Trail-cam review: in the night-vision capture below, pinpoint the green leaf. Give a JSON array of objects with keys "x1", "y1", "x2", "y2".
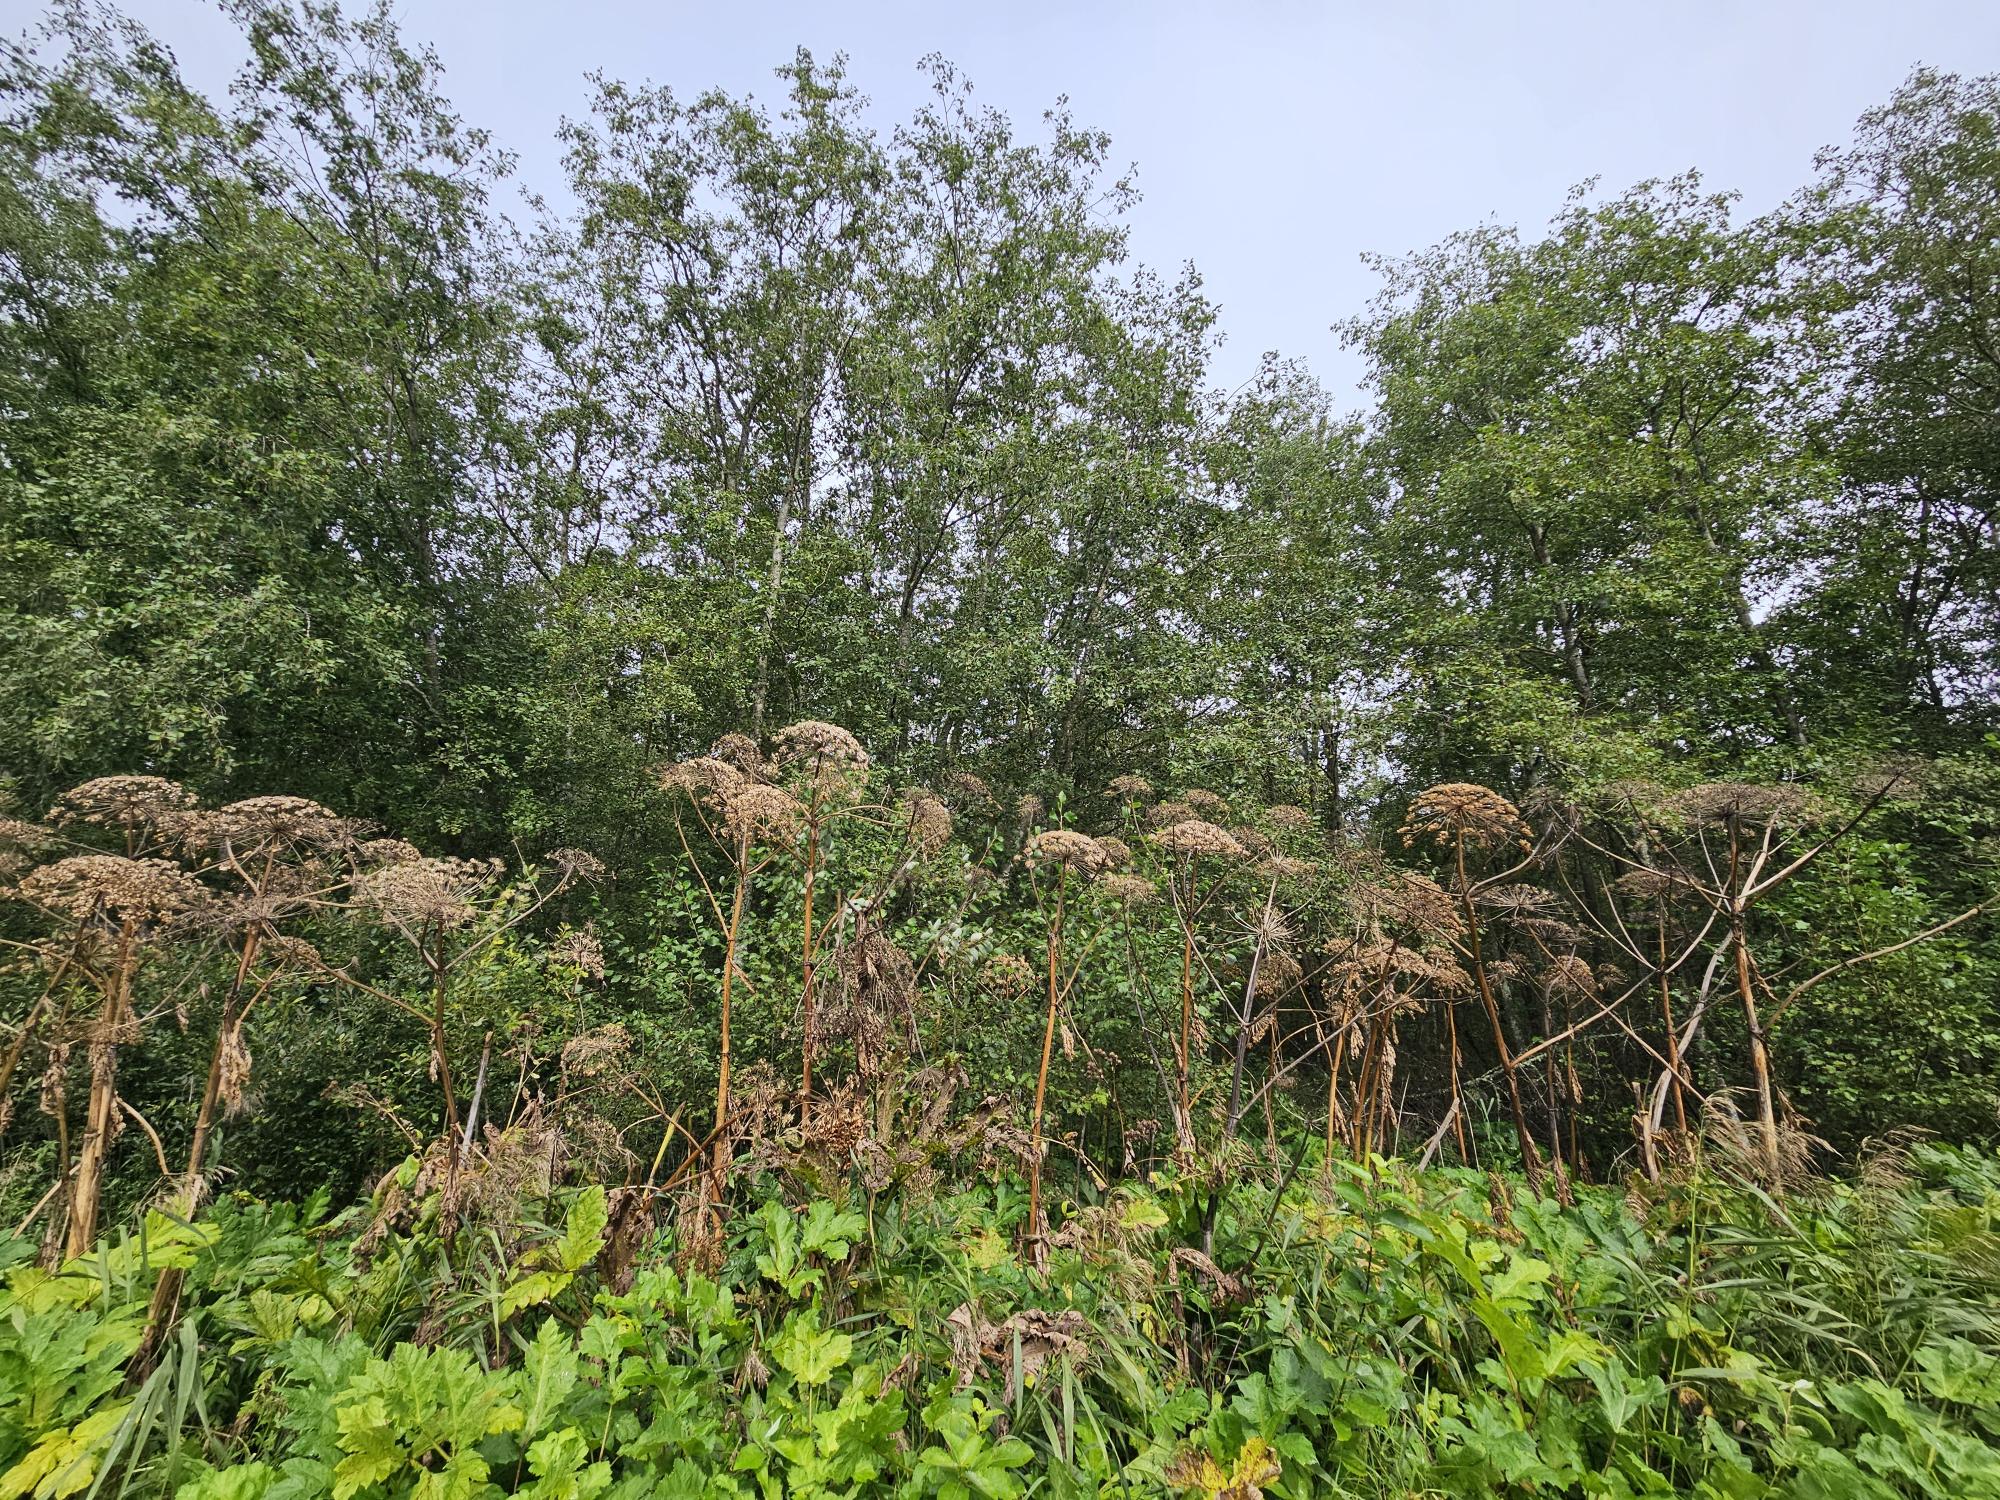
[
  {"x1": 522, "y1": 1429, "x2": 611, "y2": 1500},
  {"x1": 521, "y1": 1318, "x2": 581, "y2": 1438},
  {"x1": 769, "y1": 1314, "x2": 853, "y2": 1387},
  {"x1": 555, "y1": 1188, "x2": 610, "y2": 1274}
]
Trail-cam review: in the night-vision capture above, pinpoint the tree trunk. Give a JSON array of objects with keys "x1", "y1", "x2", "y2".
[{"x1": 750, "y1": 488, "x2": 794, "y2": 738}]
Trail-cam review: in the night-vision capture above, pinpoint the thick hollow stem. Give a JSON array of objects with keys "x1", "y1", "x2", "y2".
[
  {"x1": 65, "y1": 923, "x2": 137, "y2": 1261},
  {"x1": 799, "y1": 816, "x2": 821, "y2": 1100},
  {"x1": 1657, "y1": 905, "x2": 1689, "y2": 1135},
  {"x1": 1734, "y1": 911, "x2": 1782, "y2": 1188},
  {"x1": 710, "y1": 843, "x2": 750, "y2": 1213},
  {"x1": 1457, "y1": 837, "x2": 1545, "y2": 1192},
  {"x1": 1026, "y1": 871, "x2": 1066, "y2": 1256}
]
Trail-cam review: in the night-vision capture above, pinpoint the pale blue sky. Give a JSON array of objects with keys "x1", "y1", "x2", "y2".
[{"x1": 15, "y1": 1, "x2": 1999, "y2": 401}]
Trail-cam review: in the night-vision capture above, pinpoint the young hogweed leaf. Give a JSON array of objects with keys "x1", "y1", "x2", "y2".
[
  {"x1": 1163, "y1": 1435, "x2": 1283, "y2": 1500},
  {"x1": 329, "y1": 1345, "x2": 524, "y2": 1500},
  {"x1": 169, "y1": 1463, "x2": 276, "y2": 1500},
  {"x1": 519, "y1": 1319, "x2": 581, "y2": 1440},
  {"x1": 799, "y1": 1201, "x2": 867, "y2": 1261},
  {"x1": 0, "y1": 1402, "x2": 133, "y2": 1500},
  {"x1": 915, "y1": 1400, "x2": 1035, "y2": 1500},
  {"x1": 753, "y1": 1201, "x2": 813, "y2": 1296},
  {"x1": 554, "y1": 1187, "x2": 610, "y2": 1274},
  {"x1": 520, "y1": 1429, "x2": 611, "y2": 1500},
  {"x1": 769, "y1": 1312, "x2": 853, "y2": 1387},
  {"x1": 1914, "y1": 1338, "x2": 2000, "y2": 1407},
  {"x1": 502, "y1": 1188, "x2": 611, "y2": 1317}
]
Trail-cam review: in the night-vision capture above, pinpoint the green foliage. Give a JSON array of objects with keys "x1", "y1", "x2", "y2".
[
  {"x1": 1, "y1": 7, "x2": 1999, "y2": 1495},
  {"x1": 2, "y1": 1148, "x2": 1999, "y2": 1499}
]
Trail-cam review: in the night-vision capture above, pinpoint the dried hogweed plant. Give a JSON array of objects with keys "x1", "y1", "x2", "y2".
[
  {"x1": 1149, "y1": 815, "x2": 1249, "y2": 1154},
  {"x1": 343, "y1": 838, "x2": 596, "y2": 1210},
  {"x1": 1563, "y1": 772, "x2": 1995, "y2": 1190},
  {"x1": 1020, "y1": 829, "x2": 1111, "y2": 1260},
  {"x1": 1319, "y1": 859, "x2": 1473, "y2": 1165},
  {"x1": 772, "y1": 722, "x2": 870, "y2": 1103},
  {"x1": 0, "y1": 777, "x2": 217, "y2": 1260},
  {"x1": 1400, "y1": 782, "x2": 1553, "y2": 1191},
  {"x1": 659, "y1": 745, "x2": 803, "y2": 1245}
]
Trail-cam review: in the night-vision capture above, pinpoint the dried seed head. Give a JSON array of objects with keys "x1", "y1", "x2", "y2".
[
  {"x1": 1248, "y1": 906, "x2": 1294, "y2": 951},
  {"x1": 207, "y1": 796, "x2": 352, "y2": 856},
  {"x1": 355, "y1": 856, "x2": 502, "y2": 928},
  {"x1": 49, "y1": 776, "x2": 198, "y2": 837},
  {"x1": 15, "y1": 854, "x2": 206, "y2": 926},
  {"x1": 260, "y1": 935, "x2": 322, "y2": 969},
  {"x1": 661, "y1": 754, "x2": 749, "y2": 802},
  {"x1": 941, "y1": 772, "x2": 995, "y2": 813},
  {"x1": 561, "y1": 1022, "x2": 633, "y2": 1078},
  {"x1": 1543, "y1": 954, "x2": 1599, "y2": 1000},
  {"x1": 0, "y1": 818, "x2": 52, "y2": 853},
  {"x1": 772, "y1": 720, "x2": 869, "y2": 777},
  {"x1": 1096, "y1": 872, "x2": 1158, "y2": 908},
  {"x1": 1345, "y1": 870, "x2": 1462, "y2": 938},
  {"x1": 1026, "y1": 830, "x2": 1110, "y2": 874},
  {"x1": 1151, "y1": 819, "x2": 1245, "y2": 861},
  {"x1": 1400, "y1": 783, "x2": 1532, "y2": 853},
  {"x1": 1614, "y1": 864, "x2": 1696, "y2": 903},
  {"x1": 1108, "y1": 774, "x2": 1155, "y2": 803},
  {"x1": 1015, "y1": 793, "x2": 1046, "y2": 828},
  {"x1": 1593, "y1": 779, "x2": 1669, "y2": 816},
  {"x1": 899, "y1": 789, "x2": 954, "y2": 857},
  {"x1": 1853, "y1": 757, "x2": 1928, "y2": 804},
  {"x1": 1265, "y1": 804, "x2": 1313, "y2": 834},
  {"x1": 1095, "y1": 835, "x2": 1134, "y2": 869},
  {"x1": 1325, "y1": 938, "x2": 1470, "y2": 998},
  {"x1": 358, "y1": 837, "x2": 423, "y2": 868},
  {"x1": 1230, "y1": 826, "x2": 1274, "y2": 859},
  {"x1": 546, "y1": 847, "x2": 607, "y2": 884},
  {"x1": 1477, "y1": 883, "x2": 1557, "y2": 918},
  {"x1": 709, "y1": 732, "x2": 768, "y2": 776},
  {"x1": 1664, "y1": 781, "x2": 1823, "y2": 827},
  {"x1": 1180, "y1": 789, "x2": 1229, "y2": 817},
  {"x1": 825, "y1": 926, "x2": 918, "y2": 1076},
  {"x1": 981, "y1": 952, "x2": 1035, "y2": 998},
  {"x1": 1254, "y1": 949, "x2": 1303, "y2": 999},
  {"x1": 661, "y1": 757, "x2": 801, "y2": 846},
  {"x1": 727, "y1": 783, "x2": 803, "y2": 845},
  {"x1": 1261, "y1": 855, "x2": 1316, "y2": 882},
  {"x1": 1146, "y1": 800, "x2": 1197, "y2": 829},
  {"x1": 548, "y1": 924, "x2": 606, "y2": 979}
]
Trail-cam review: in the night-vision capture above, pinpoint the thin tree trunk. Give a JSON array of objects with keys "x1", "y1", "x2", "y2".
[{"x1": 750, "y1": 488, "x2": 795, "y2": 738}]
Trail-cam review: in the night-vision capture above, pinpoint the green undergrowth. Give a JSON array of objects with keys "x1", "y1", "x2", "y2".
[{"x1": 6, "y1": 1144, "x2": 2000, "y2": 1500}]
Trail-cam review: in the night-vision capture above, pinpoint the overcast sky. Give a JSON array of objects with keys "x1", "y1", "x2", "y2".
[{"x1": 20, "y1": 1, "x2": 2000, "y2": 403}]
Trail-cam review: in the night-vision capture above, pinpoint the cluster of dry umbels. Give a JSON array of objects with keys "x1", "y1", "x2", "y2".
[
  {"x1": 5, "y1": 744, "x2": 1915, "y2": 1265},
  {"x1": 0, "y1": 774, "x2": 604, "y2": 1263},
  {"x1": 2, "y1": 777, "x2": 601, "y2": 942},
  {"x1": 1012, "y1": 779, "x2": 1328, "y2": 909},
  {"x1": 659, "y1": 721, "x2": 955, "y2": 861}
]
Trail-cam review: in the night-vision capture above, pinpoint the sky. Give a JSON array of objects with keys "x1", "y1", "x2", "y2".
[{"x1": 12, "y1": 0, "x2": 1999, "y2": 403}]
